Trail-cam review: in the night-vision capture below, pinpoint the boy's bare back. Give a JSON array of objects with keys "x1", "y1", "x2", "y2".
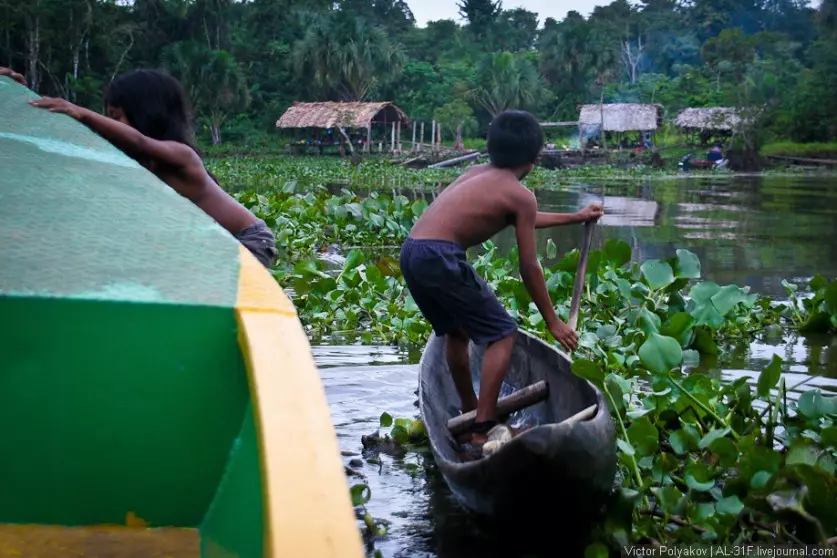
[{"x1": 409, "y1": 164, "x2": 535, "y2": 249}]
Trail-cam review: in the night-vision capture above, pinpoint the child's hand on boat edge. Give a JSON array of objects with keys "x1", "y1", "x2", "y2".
[{"x1": 549, "y1": 320, "x2": 578, "y2": 352}]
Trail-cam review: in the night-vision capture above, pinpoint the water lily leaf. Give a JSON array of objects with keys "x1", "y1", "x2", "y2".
[
  {"x1": 691, "y1": 302, "x2": 725, "y2": 329},
  {"x1": 689, "y1": 282, "x2": 721, "y2": 305},
  {"x1": 798, "y1": 390, "x2": 824, "y2": 419},
  {"x1": 675, "y1": 249, "x2": 701, "y2": 279},
  {"x1": 750, "y1": 471, "x2": 772, "y2": 489},
  {"x1": 652, "y1": 485, "x2": 685, "y2": 516},
  {"x1": 786, "y1": 444, "x2": 820, "y2": 467},
  {"x1": 546, "y1": 238, "x2": 558, "y2": 260},
  {"x1": 627, "y1": 416, "x2": 659, "y2": 457},
  {"x1": 757, "y1": 354, "x2": 783, "y2": 398},
  {"x1": 708, "y1": 436, "x2": 739, "y2": 468},
  {"x1": 821, "y1": 426, "x2": 837, "y2": 449},
  {"x1": 669, "y1": 429, "x2": 694, "y2": 455},
  {"x1": 343, "y1": 249, "x2": 365, "y2": 272},
  {"x1": 596, "y1": 325, "x2": 618, "y2": 340},
  {"x1": 810, "y1": 273, "x2": 829, "y2": 292},
  {"x1": 637, "y1": 308, "x2": 662, "y2": 335},
  {"x1": 693, "y1": 326, "x2": 719, "y2": 356},
  {"x1": 604, "y1": 239, "x2": 632, "y2": 267},
  {"x1": 411, "y1": 199, "x2": 428, "y2": 217},
  {"x1": 379, "y1": 412, "x2": 393, "y2": 428},
  {"x1": 699, "y1": 428, "x2": 731, "y2": 449},
  {"x1": 638, "y1": 333, "x2": 683, "y2": 374},
  {"x1": 710, "y1": 284, "x2": 747, "y2": 316},
  {"x1": 641, "y1": 260, "x2": 675, "y2": 291},
  {"x1": 605, "y1": 373, "x2": 625, "y2": 411},
  {"x1": 351, "y1": 483, "x2": 371, "y2": 506},
  {"x1": 716, "y1": 495, "x2": 744, "y2": 516},
  {"x1": 571, "y1": 358, "x2": 605, "y2": 386},
  {"x1": 617, "y1": 439, "x2": 636, "y2": 456},
  {"x1": 391, "y1": 425, "x2": 409, "y2": 444},
  {"x1": 825, "y1": 281, "x2": 837, "y2": 314},
  {"x1": 661, "y1": 312, "x2": 695, "y2": 346},
  {"x1": 375, "y1": 256, "x2": 401, "y2": 277},
  {"x1": 685, "y1": 461, "x2": 716, "y2": 492}
]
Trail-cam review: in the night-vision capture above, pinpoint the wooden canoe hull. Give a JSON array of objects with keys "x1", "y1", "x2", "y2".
[{"x1": 418, "y1": 329, "x2": 618, "y2": 524}]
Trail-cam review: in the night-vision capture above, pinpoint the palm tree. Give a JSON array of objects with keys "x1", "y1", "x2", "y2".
[
  {"x1": 291, "y1": 11, "x2": 403, "y2": 101},
  {"x1": 467, "y1": 51, "x2": 549, "y2": 116}
]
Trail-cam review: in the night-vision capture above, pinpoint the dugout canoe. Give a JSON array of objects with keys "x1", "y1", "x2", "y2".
[
  {"x1": 0, "y1": 76, "x2": 364, "y2": 558},
  {"x1": 418, "y1": 329, "x2": 618, "y2": 528}
]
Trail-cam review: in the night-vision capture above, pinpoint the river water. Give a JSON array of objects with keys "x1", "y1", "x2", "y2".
[{"x1": 313, "y1": 175, "x2": 837, "y2": 558}]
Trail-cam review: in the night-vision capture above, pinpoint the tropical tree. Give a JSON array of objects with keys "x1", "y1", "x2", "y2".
[
  {"x1": 291, "y1": 10, "x2": 404, "y2": 101},
  {"x1": 161, "y1": 40, "x2": 250, "y2": 145},
  {"x1": 467, "y1": 51, "x2": 550, "y2": 117}
]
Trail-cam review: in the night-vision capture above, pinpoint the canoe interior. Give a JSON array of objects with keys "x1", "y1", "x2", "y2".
[
  {"x1": 421, "y1": 330, "x2": 604, "y2": 462},
  {"x1": 419, "y1": 330, "x2": 618, "y2": 526}
]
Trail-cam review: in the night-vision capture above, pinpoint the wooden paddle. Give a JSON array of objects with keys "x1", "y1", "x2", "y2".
[{"x1": 568, "y1": 217, "x2": 598, "y2": 331}]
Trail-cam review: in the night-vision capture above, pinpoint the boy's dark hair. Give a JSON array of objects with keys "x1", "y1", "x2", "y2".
[
  {"x1": 486, "y1": 110, "x2": 544, "y2": 169},
  {"x1": 104, "y1": 69, "x2": 198, "y2": 153}
]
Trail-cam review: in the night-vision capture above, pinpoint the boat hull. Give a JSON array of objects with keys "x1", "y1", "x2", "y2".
[{"x1": 419, "y1": 330, "x2": 618, "y2": 527}]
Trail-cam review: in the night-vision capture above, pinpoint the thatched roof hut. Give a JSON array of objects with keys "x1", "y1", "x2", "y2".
[
  {"x1": 276, "y1": 101, "x2": 409, "y2": 130},
  {"x1": 674, "y1": 107, "x2": 748, "y2": 132},
  {"x1": 577, "y1": 103, "x2": 663, "y2": 132}
]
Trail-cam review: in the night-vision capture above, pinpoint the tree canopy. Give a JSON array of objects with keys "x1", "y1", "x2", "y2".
[{"x1": 1, "y1": 0, "x2": 834, "y2": 144}]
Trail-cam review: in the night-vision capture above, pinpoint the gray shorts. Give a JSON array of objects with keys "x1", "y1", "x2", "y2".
[{"x1": 234, "y1": 219, "x2": 278, "y2": 269}]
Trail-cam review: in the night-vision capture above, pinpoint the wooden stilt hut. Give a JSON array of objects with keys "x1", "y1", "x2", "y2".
[
  {"x1": 275, "y1": 101, "x2": 410, "y2": 156},
  {"x1": 577, "y1": 103, "x2": 663, "y2": 150},
  {"x1": 674, "y1": 107, "x2": 749, "y2": 147}
]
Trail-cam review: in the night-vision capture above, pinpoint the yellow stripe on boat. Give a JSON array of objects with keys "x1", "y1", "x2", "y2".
[{"x1": 235, "y1": 245, "x2": 365, "y2": 557}]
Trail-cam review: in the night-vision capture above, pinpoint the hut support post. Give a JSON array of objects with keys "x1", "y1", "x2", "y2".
[
  {"x1": 366, "y1": 123, "x2": 372, "y2": 153},
  {"x1": 391, "y1": 123, "x2": 395, "y2": 153},
  {"x1": 397, "y1": 121, "x2": 402, "y2": 153},
  {"x1": 419, "y1": 122, "x2": 424, "y2": 152},
  {"x1": 412, "y1": 121, "x2": 416, "y2": 152},
  {"x1": 431, "y1": 121, "x2": 436, "y2": 149}
]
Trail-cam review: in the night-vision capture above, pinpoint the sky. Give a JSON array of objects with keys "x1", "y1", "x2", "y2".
[{"x1": 409, "y1": 0, "x2": 612, "y2": 27}]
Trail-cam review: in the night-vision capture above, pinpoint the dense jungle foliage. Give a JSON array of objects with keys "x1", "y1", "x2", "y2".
[{"x1": 2, "y1": 0, "x2": 836, "y2": 148}]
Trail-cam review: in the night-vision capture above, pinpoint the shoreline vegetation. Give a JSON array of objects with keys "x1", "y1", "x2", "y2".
[{"x1": 218, "y1": 168, "x2": 837, "y2": 555}]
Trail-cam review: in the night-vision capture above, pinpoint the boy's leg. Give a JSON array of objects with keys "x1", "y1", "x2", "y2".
[
  {"x1": 472, "y1": 331, "x2": 517, "y2": 444},
  {"x1": 446, "y1": 327, "x2": 478, "y2": 413}
]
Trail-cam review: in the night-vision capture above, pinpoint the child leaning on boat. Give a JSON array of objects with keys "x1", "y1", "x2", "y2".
[
  {"x1": 400, "y1": 109, "x2": 604, "y2": 446},
  {"x1": 0, "y1": 66, "x2": 277, "y2": 269}
]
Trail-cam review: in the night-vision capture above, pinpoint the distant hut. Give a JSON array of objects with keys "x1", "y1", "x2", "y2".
[
  {"x1": 276, "y1": 101, "x2": 410, "y2": 155},
  {"x1": 674, "y1": 107, "x2": 750, "y2": 146},
  {"x1": 576, "y1": 103, "x2": 663, "y2": 149}
]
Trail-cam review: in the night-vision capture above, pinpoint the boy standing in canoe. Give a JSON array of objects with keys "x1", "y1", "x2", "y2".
[{"x1": 400, "y1": 110, "x2": 603, "y2": 446}]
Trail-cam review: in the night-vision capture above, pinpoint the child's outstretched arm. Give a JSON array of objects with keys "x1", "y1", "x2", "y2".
[
  {"x1": 28, "y1": 96, "x2": 194, "y2": 169},
  {"x1": 535, "y1": 202, "x2": 604, "y2": 229},
  {"x1": 0, "y1": 67, "x2": 28, "y2": 86},
  {"x1": 514, "y1": 191, "x2": 579, "y2": 352}
]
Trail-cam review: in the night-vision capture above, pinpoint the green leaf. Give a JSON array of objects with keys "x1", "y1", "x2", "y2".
[
  {"x1": 617, "y1": 439, "x2": 636, "y2": 456},
  {"x1": 798, "y1": 390, "x2": 823, "y2": 418},
  {"x1": 693, "y1": 326, "x2": 719, "y2": 356},
  {"x1": 343, "y1": 249, "x2": 365, "y2": 272},
  {"x1": 710, "y1": 285, "x2": 747, "y2": 316},
  {"x1": 757, "y1": 354, "x2": 783, "y2": 397},
  {"x1": 584, "y1": 543, "x2": 610, "y2": 558},
  {"x1": 691, "y1": 302, "x2": 725, "y2": 329},
  {"x1": 391, "y1": 425, "x2": 409, "y2": 444},
  {"x1": 604, "y1": 239, "x2": 632, "y2": 267},
  {"x1": 379, "y1": 412, "x2": 393, "y2": 428},
  {"x1": 675, "y1": 249, "x2": 701, "y2": 279},
  {"x1": 810, "y1": 274, "x2": 829, "y2": 292},
  {"x1": 627, "y1": 416, "x2": 659, "y2": 457},
  {"x1": 641, "y1": 260, "x2": 675, "y2": 291},
  {"x1": 699, "y1": 428, "x2": 731, "y2": 449},
  {"x1": 571, "y1": 358, "x2": 605, "y2": 387},
  {"x1": 786, "y1": 444, "x2": 820, "y2": 467},
  {"x1": 411, "y1": 199, "x2": 428, "y2": 217},
  {"x1": 638, "y1": 333, "x2": 684, "y2": 374},
  {"x1": 716, "y1": 495, "x2": 744, "y2": 516},
  {"x1": 661, "y1": 312, "x2": 695, "y2": 346},
  {"x1": 685, "y1": 461, "x2": 716, "y2": 492},
  {"x1": 821, "y1": 426, "x2": 837, "y2": 448},
  {"x1": 682, "y1": 350, "x2": 701, "y2": 367},
  {"x1": 605, "y1": 373, "x2": 625, "y2": 411},
  {"x1": 546, "y1": 238, "x2": 557, "y2": 260},
  {"x1": 690, "y1": 282, "x2": 721, "y2": 304},
  {"x1": 825, "y1": 281, "x2": 837, "y2": 315},
  {"x1": 653, "y1": 486, "x2": 685, "y2": 516},
  {"x1": 350, "y1": 483, "x2": 371, "y2": 506},
  {"x1": 669, "y1": 429, "x2": 693, "y2": 455},
  {"x1": 639, "y1": 308, "x2": 662, "y2": 334},
  {"x1": 708, "y1": 437, "x2": 739, "y2": 468},
  {"x1": 750, "y1": 471, "x2": 772, "y2": 489}
]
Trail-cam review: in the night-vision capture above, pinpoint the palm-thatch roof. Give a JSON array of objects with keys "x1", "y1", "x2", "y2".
[
  {"x1": 577, "y1": 103, "x2": 663, "y2": 132},
  {"x1": 674, "y1": 107, "x2": 749, "y2": 131},
  {"x1": 275, "y1": 101, "x2": 409, "y2": 130}
]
